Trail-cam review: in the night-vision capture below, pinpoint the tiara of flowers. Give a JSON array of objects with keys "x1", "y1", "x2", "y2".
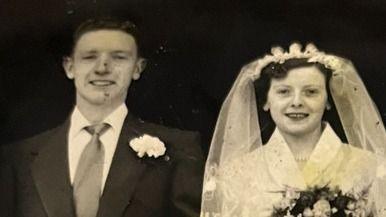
[{"x1": 247, "y1": 42, "x2": 345, "y2": 79}]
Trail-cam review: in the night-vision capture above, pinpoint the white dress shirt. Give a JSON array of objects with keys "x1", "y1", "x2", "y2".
[{"x1": 68, "y1": 104, "x2": 128, "y2": 192}]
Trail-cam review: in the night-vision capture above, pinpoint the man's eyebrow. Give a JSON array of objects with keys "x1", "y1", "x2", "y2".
[
  {"x1": 111, "y1": 50, "x2": 135, "y2": 56},
  {"x1": 78, "y1": 50, "x2": 135, "y2": 56},
  {"x1": 111, "y1": 50, "x2": 133, "y2": 53},
  {"x1": 80, "y1": 50, "x2": 98, "y2": 54}
]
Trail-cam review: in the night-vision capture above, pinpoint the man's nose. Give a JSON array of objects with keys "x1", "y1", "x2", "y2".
[
  {"x1": 291, "y1": 92, "x2": 304, "y2": 108},
  {"x1": 95, "y1": 55, "x2": 110, "y2": 75}
]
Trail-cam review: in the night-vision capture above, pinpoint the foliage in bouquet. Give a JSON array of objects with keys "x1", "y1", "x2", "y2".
[{"x1": 272, "y1": 186, "x2": 372, "y2": 217}]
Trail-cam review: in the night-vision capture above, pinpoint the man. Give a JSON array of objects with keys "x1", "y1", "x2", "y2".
[{"x1": 1, "y1": 18, "x2": 204, "y2": 217}]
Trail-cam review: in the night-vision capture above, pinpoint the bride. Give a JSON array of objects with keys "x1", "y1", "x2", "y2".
[{"x1": 201, "y1": 43, "x2": 386, "y2": 217}]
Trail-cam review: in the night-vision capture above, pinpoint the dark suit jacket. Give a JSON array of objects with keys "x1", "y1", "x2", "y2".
[{"x1": 0, "y1": 113, "x2": 204, "y2": 217}]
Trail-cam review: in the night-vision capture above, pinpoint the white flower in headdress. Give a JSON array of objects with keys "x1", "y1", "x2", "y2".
[
  {"x1": 305, "y1": 43, "x2": 319, "y2": 54},
  {"x1": 289, "y1": 43, "x2": 303, "y2": 57},
  {"x1": 271, "y1": 46, "x2": 285, "y2": 57}
]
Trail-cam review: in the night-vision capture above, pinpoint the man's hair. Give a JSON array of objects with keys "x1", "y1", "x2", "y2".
[{"x1": 70, "y1": 17, "x2": 141, "y2": 55}]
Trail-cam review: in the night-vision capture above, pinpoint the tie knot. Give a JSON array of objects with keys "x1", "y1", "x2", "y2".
[{"x1": 85, "y1": 123, "x2": 109, "y2": 136}]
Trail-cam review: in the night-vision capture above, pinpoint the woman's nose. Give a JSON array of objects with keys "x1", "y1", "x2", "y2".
[{"x1": 291, "y1": 93, "x2": 304, "y2": 108}]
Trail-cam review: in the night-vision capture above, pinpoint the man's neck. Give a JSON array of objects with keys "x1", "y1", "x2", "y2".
[{"x1": 76, "y1": 100, "x2": 123, "y2": 124}]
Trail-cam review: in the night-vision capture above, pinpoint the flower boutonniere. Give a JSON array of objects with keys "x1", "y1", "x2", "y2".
[{"x1": 129, "y1": 134, "x2": 166, "y2": 158}]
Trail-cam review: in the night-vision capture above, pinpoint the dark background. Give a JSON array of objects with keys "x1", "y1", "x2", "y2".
[{"x1": 1, "y1": 0, "x2": 385, "y2": 154}]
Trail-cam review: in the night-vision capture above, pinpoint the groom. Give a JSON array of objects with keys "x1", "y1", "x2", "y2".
[{"x1": 1, "y1": 18, "x2": 204, "y2": 217}]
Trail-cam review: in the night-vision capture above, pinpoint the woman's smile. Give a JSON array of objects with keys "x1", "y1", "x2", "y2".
[{"x1": 285, "y1": 112, "x2": 309, "y2": 120}]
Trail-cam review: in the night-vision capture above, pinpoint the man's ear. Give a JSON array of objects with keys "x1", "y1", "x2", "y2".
[
  {"x1": 132, "y1": 58, "x2": 147, "y2": 80},
  {"x1": 263, "y1": 102, "x2": 270, "y2": 111},
  {"x1": 63, "y1": 56, "x2": 74, "y2": 79}
]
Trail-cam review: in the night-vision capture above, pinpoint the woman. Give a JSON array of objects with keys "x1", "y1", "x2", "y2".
[{"x1": 201, "y1": 43, "x2": 386, "y2": 217}]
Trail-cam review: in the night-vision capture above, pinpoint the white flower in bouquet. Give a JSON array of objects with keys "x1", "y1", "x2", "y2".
[
  {"x1": 312, "y1": 199, "x2": 331, "y2": 217},
  {"x1": 302, "y1": 207, "x2": 313, "y2": 217}
]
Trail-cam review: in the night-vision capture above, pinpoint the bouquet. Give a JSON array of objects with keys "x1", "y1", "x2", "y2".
[{"x1": 272, "y1": 186, "x2": 372, "y2": 217}]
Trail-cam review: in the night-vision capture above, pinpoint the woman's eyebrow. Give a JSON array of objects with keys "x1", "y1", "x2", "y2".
[
  {"x1": 303, "y1": 84, "x2": 324, "y2": 88},
  {"x1": 271, "y1": 84, "x2": 291, "y2": 88}
]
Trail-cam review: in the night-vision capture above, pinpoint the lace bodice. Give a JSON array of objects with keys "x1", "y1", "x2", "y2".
[{"x1": 204, "y1": 124, "x2": 380, "y2": 217}]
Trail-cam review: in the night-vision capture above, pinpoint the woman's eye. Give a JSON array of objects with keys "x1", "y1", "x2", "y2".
[
  {"x1": 276, "y1": 89, "x2": 290, "y2": 95},
  {"x1": 305, "y1": 89, "x2": 319, "y2": 96}
]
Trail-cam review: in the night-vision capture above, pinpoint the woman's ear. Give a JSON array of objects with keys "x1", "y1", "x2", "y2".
[
  {"x1": 132, "y1": 58, "x2": 147, "y2": 80},
  {"x1": 63, "y1": 56, "x2": 74, "y2": 79},
  {"x1": 326, "y1": 101, "x2": 331, "y2": 110}
]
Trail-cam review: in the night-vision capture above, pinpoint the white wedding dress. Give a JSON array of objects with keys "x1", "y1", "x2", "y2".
[
  {"x1": 201, "y1": 44, "x2": 386, "y2": 217},
  {"x1": 212, "y1": 124, "x2": 381, "y2": 217}
]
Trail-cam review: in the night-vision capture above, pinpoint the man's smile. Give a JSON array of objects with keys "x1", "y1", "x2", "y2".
[{"x1": 89, "y1": 80, "x2": 116, "y2": 86}]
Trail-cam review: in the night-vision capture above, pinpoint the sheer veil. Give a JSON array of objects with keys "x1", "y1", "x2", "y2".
[{"x1": 201, "y1": 43, "x2": 386, "y2": 217}]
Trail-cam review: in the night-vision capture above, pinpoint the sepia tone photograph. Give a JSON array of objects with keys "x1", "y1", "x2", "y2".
[{"x1": 1, "y1": 0, "x2": 386, "y2": 217}]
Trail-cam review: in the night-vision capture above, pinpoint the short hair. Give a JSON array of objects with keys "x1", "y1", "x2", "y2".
[{"x1": 70, "y1": 17, "x2": 141, "y2": 56}]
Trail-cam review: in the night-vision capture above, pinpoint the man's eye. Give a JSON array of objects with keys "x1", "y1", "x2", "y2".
[
  {"x1": 112, "y1": 54, "x2": 128, "y2": 60},
  {"x1": 82, "y1": 55, "x2": 97, "y2": 60}
]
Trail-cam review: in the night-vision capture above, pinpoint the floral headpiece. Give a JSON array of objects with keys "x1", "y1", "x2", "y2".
[{"x1": 246, "y1": 42, "x2": 345, "y2": 80}]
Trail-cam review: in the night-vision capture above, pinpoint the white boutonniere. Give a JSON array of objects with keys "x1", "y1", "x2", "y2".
[{"x1": 129, "y1": 134, "x2": 166, "y2": 158}]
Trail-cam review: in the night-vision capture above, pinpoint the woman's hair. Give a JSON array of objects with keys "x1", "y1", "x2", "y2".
[
  {"x1": 255, "y1": 58, "x2": 332, "y2": 106},
  {"x1": 254, "y1": 58, "x2": 346, "y2": 143}
]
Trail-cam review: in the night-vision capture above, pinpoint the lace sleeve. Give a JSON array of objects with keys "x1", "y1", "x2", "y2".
[
  {"x1": 371, "y1": 158, "x2": 386, "y2": 216},
  {"x1": 201, "y1": 153, "x2": 254, "y2": 217},
  {"x1": 201, "y1": 150, "x2": 280, "y2": 217}
]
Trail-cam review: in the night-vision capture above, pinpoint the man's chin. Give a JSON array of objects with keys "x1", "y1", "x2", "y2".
[
  {"x1": 81, "y1": 94, "x2": 113, "y2": 106},
  {"x1": 77, "y1": 91, "x2": 127, "y2": 107}
]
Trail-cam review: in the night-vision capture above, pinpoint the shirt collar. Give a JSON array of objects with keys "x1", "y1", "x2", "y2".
[
  {"x1": 307, "y1": 123, "x2": 342, "y2": 164},
  {"x1": 264, "y1": 127, "x2": 306, "y2": 189},
  {"x1": 264, "y1": 122, "x2": 343, "y2": 188},
  {"x1": 302, "y1": 123, "x2": 343, "y2": 186},
  {"x1": 266, "y1": 122, "x2": 342, "y2": 152},
  {"x1": 102, "y1": 103, "x2": 128, "y2": 133},
  {"x1": 69, "y1": 104, "x2": 128, "y2": 139}
]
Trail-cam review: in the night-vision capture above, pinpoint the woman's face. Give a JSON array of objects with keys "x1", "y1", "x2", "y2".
[{"x1": 265, "y1": 65, "x2": 328, "y2": 137}]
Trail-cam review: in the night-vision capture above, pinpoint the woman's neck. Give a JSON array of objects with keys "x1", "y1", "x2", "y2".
[{"x1": 279, "y1": 124, "x2": 323, "y2": 159}]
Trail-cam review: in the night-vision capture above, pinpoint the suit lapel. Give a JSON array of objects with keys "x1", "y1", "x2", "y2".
[
  {"x1": 31, "y1": 120, "x2": 76, "y2": 217},
  {"x1": 97, "y1": 114, "x2": 148, "y2": 217}
]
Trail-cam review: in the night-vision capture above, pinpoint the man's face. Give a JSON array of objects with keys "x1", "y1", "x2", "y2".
[
  {"x1": 64, "y1": 30, "x2": 144, "y2": 108},
  {"x1": 265, "y1": 66, "x2": 328, "y2": 137}
]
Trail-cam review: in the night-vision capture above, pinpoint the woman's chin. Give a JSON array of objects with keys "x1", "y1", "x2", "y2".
[{"x1": 278, "y1": 122, "x2": 321, "y2": 137}]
